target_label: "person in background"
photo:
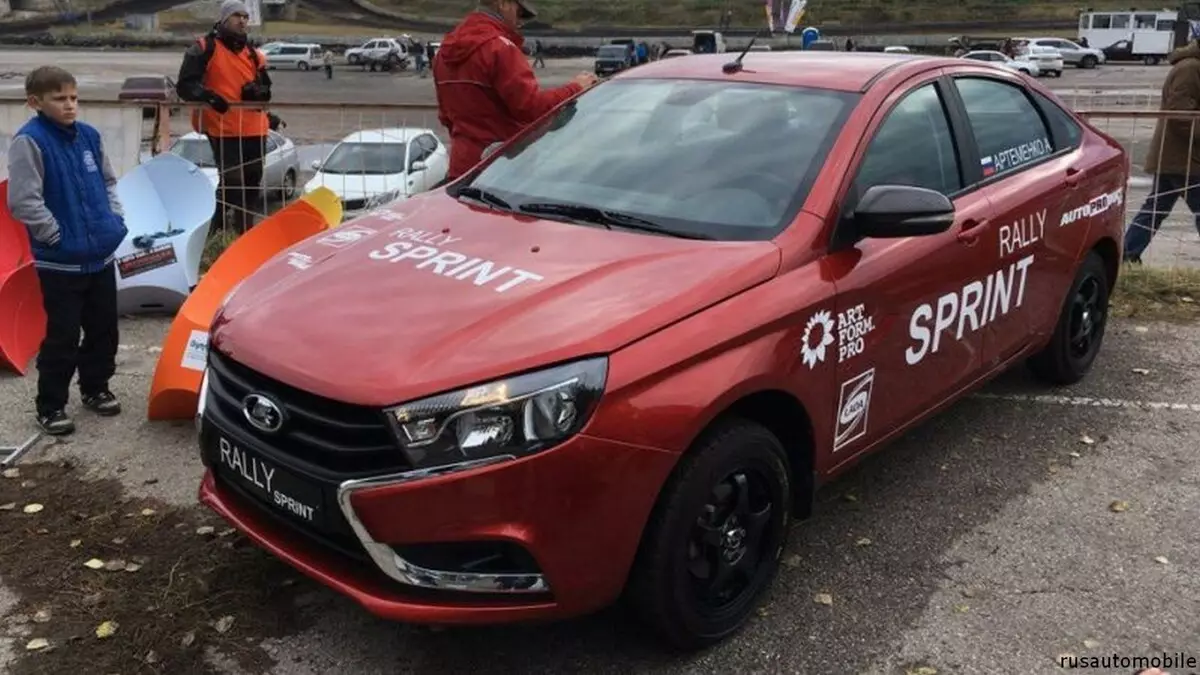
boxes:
[175,0,274,234]
[7,66,128,435]
[1123,37,1200,263]
[532,38,546,68]
[323,48,334,79]
[433,0,597,183]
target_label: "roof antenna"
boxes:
[724,27,765,74]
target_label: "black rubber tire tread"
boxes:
[625,417,792,651]
[1027,250,1109,385]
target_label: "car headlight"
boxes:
[385,357,607,470]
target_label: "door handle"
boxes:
[957,218,987,245]
[1065,166,1082,188]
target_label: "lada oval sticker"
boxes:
[840,390,869,426]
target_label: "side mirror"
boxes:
[481,142,503,159]
[853,184,956,238]
[410,160,427,172]
[310,159,321,171]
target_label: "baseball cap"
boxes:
[515,0,537,19]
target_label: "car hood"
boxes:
[305,171,408,201]
[211,194,781,406]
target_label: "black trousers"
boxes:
[35,264,119,415]
[207,135,266,234]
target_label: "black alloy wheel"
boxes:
[1028,250,1110,385]
[627,419,792,650]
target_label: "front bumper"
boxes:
[198,411,678,624]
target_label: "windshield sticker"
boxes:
[368,230,545,294]
[834,368,875,453]
[800,310,836,368]
[837,304,876,363]
[1060,189,1123,227]
[316,224,377,249]
[905,254,1035,365]
[981,137,1052,176]
[998,209,1046,258]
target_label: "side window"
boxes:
[1031,91,1082,150]
[419,134,438,154]
[851,83,962,198]
[954,77,1054,179]
[265,133,280,153]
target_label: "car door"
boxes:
[1044,39,1082,64]
[950,74,1082,367]
[822,75,994,463]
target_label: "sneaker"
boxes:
[81,390,121,416]
[37,409,75,436]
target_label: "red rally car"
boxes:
[195,51,1128,649]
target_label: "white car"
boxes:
[168,130,302,202]
[344,38,408,66]
[303,127,449,220]
[883,45,912,54]
[1012,36,1106,68]
[1020,44,1065,77]
[961,50,1041,77]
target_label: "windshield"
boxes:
[169,138,215,167]
[597,46,626,58]
[463,79,856,240]
[319,141,408,175]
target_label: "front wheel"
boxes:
[1080,55,1098,68]
[1027,251,1110,385]
[626,419,792,650]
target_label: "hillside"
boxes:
[375,0,1138,29]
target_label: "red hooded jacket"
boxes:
[433,10,583,180]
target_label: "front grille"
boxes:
[206,348,411,481]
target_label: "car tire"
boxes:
[626,418,792,651]
[1027,251,1110,385]
[1080,55,1098,68]
[282,170,296,201]
[299,61,310,71]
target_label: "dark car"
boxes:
[594,44,632,76]
[117,75,178,119]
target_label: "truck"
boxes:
[691,30,726,54]
[1077,3,1200,65]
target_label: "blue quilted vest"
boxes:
[15,114,127,274]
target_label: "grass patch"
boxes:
[1110,264,1200,322]
[201,229,239,274]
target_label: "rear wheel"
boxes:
[627,419,792,650]
[1027,251,1110,385]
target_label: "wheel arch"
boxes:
[695,389,818,520]
[1090,235,1121,293]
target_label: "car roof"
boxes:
[337,128,432,143]
[618,51,955,93]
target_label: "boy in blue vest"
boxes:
[6,66,128,435]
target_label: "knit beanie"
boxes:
[219,0,249,23]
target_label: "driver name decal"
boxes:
[905,254,1034,365]
[368,227,545,293]
[983,137,1052,175]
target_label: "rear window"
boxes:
[597,46,626,58]
[466,79,857,240]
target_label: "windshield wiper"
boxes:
[455,186,513,211]
[518,202,711,240]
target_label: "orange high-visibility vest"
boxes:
[190,37,269,138]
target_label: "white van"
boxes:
[265,43,324,71]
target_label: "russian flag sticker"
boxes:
[981,155,996,177]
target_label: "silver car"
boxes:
[168,130,302,202]
[264,43,323,71]
[1013,37,1107,68]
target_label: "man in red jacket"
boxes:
[433,0,597,181]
